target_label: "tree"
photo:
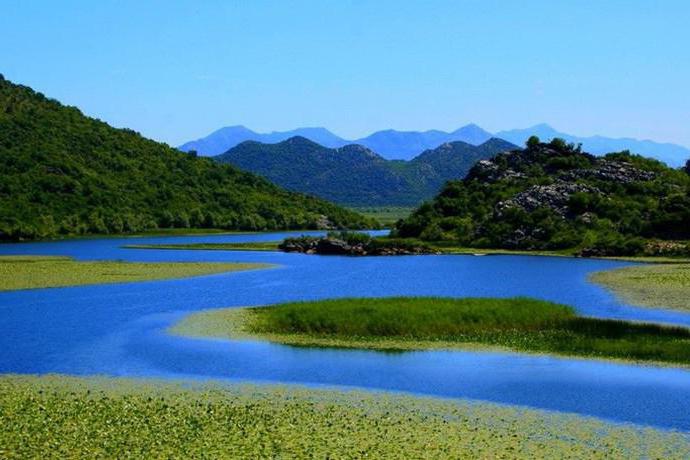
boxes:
[549,137,568,152]
[526,136,540,149]
[684,159,690,175]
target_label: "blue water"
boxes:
[2,231,690,430]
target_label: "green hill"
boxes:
[395,137,690,256]
[216,137,417,205]
[216,137,516,206]
[0,75,375,241]
[401,138,517,199]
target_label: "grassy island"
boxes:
[125,241,281,251]
[591,264,690,311]
[0,255,269,291]
[172,297,690,365]
[2,375,689,458]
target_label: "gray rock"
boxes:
[468,159,526,182]
[562,160,656,184]
[315,238,351,255]
[496,182,600,217]
[314,215,335,230]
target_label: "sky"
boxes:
[1,0,689,147]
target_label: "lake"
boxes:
[2,231,690,430]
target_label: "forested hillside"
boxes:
[395,137,690,256]
[402,138,517,199]
[0,76,375,241]
[216,137,516,206]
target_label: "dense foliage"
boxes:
[216,136,516,206]
[0,75,375,241]
[395,138,690,255]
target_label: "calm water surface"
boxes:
[2,231,690,430]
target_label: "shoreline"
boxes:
[125,240,690,264]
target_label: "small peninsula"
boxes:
[0,256,269,291]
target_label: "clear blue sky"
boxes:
[2,0,688,146]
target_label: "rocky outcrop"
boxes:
[562,160,656,184]
[467,159,527,182]
[314,215,335,230]
[496,182,600,217]
[279,236,438,256]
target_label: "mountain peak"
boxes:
[283,135,321,147]
[452,123,485,133]
[531,123,556,130]
[215,125,254,134]
[339,143,381,159]
[480,137,519,147]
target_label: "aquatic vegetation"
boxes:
[125,241,281,251]
[1,374,689,459]
[350,206,414,226]
[173,297,690,365]
[0,255,269,291]
[591,264,690,311]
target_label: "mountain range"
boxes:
[180,124,690,166]
[180,124,494,159]
[215,136,517,206]
[0,75,373,241]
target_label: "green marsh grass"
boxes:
[125,241,281,251]
[2,374,689,459]
[0,255,270,291]
[591,264,690,311]
[173,297,690,365]
[349,206,415,227]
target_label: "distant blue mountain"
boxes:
[178,126,349,156]
[352,124,494,160]
[180,123,690,166]
[450,123,495,145]
[496,124,690,167]
[179,124,494,159]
